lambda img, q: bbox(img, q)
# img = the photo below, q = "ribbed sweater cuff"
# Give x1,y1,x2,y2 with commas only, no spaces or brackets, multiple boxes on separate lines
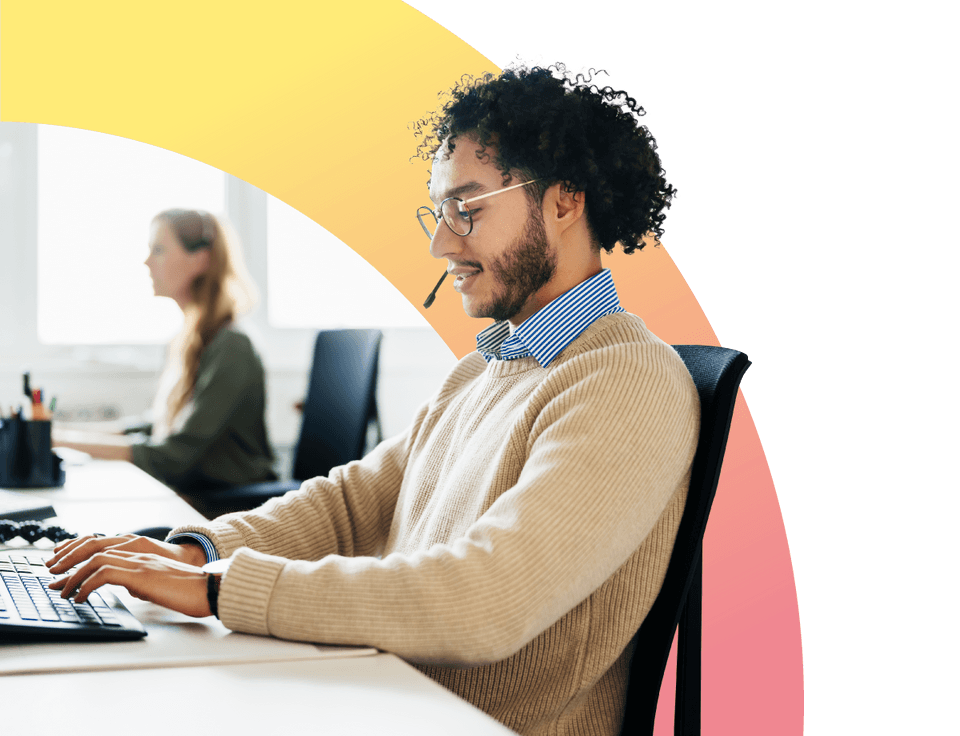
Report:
218,548,286,635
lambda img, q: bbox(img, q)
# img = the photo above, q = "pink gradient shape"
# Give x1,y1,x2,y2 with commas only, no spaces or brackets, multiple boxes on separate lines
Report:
654,396,803,734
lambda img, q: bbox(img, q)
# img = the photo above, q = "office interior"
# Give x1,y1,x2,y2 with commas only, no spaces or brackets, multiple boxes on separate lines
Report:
0,122,458,475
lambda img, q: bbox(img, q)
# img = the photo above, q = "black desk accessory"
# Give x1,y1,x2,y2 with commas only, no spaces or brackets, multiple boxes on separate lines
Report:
0,519,76,545
0,415,66,488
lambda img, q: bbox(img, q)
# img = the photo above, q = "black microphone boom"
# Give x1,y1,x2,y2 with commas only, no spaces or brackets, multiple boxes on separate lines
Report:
423,271,448,308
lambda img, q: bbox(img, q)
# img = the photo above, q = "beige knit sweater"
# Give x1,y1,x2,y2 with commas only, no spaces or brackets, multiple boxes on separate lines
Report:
173,312,700,735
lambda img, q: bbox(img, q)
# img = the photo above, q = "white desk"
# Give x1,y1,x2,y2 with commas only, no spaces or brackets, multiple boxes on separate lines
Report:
2,458,209,534
6,654,515,734
1,461,515,735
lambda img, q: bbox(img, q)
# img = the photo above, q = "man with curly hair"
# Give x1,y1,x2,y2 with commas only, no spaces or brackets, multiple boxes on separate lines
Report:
48,65,700,736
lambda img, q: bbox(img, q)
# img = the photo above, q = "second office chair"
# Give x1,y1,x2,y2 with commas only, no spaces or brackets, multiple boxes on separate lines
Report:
203,329,383,515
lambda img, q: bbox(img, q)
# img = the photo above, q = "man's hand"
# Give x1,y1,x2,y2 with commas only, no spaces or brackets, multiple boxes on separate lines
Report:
46,533,207,575
46,550,213,618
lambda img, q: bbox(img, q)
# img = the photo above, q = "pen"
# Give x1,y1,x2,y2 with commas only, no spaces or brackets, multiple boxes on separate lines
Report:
32,388,47,421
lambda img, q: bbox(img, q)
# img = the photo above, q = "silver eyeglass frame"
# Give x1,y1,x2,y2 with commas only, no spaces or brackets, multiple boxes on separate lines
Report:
417,179,543,239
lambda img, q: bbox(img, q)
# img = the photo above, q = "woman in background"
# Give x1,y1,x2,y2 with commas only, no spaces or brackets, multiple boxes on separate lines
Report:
55,209,276,502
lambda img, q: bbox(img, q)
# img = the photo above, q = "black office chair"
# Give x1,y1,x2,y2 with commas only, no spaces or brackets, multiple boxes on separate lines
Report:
201,329,383,516
619,345,751,736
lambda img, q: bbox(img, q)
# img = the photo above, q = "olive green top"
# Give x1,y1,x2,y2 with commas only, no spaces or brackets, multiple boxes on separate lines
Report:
131,327,275,493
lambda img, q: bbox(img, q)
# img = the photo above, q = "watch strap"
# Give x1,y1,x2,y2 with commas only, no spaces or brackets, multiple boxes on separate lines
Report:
206,572,221,619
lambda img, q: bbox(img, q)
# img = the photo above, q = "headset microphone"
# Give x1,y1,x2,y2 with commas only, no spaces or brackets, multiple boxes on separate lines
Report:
423,271,448,308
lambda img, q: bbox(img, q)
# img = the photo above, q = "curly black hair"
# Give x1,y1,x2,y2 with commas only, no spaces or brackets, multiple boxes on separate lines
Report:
412,63,676,254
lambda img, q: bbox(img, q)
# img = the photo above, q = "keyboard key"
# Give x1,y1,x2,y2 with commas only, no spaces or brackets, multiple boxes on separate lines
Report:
75,606,101,623
13,604,39,620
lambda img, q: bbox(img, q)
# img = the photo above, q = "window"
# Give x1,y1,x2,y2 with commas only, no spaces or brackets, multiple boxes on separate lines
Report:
18,123,430,353
37,125,226,344
267,195,427,329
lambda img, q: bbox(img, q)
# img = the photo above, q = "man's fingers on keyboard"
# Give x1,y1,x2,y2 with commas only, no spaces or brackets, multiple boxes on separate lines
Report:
47,535,129,573
47,535,90,565
54,550,124,598
51,535,184,574
73,565,129,604
47,535,102,568
60,550,167,600
52,534,86,554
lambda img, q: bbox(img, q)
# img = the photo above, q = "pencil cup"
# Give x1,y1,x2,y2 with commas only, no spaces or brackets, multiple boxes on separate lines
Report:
0,417,66,488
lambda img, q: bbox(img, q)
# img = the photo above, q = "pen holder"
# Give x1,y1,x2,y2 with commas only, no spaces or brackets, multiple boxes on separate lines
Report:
0,417,66,488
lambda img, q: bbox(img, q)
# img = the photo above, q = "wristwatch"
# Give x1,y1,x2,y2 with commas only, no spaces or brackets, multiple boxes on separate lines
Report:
201,558,232,618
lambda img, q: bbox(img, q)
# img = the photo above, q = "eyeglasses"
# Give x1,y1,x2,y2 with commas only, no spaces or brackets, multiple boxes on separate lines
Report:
416,179,542,239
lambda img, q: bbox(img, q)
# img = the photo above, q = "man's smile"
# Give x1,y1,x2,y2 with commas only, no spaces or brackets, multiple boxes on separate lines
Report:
448,263,483,290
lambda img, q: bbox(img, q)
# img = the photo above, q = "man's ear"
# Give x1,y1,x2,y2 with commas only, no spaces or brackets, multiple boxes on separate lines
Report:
549,183,586,231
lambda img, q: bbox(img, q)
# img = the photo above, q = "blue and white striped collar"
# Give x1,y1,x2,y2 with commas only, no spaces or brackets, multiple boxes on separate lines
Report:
475,268,624,367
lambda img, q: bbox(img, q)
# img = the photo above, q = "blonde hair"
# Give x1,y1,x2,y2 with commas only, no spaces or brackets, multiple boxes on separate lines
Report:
154,209,256,429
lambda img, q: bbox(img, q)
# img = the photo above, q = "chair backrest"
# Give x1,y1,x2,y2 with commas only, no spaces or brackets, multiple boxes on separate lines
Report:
620,345,750,736
291,329,383,481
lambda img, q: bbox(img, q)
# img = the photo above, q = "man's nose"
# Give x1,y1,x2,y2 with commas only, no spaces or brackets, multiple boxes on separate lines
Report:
428,219,462,260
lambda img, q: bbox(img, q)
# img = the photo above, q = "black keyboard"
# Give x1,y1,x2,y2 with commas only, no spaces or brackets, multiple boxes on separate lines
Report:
0,551,147,641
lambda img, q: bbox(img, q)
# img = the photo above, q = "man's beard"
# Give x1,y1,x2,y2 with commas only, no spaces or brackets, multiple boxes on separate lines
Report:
479,208,557,322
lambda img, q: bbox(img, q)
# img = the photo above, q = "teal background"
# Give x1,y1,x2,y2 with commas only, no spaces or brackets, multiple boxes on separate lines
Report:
411,0,957,734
